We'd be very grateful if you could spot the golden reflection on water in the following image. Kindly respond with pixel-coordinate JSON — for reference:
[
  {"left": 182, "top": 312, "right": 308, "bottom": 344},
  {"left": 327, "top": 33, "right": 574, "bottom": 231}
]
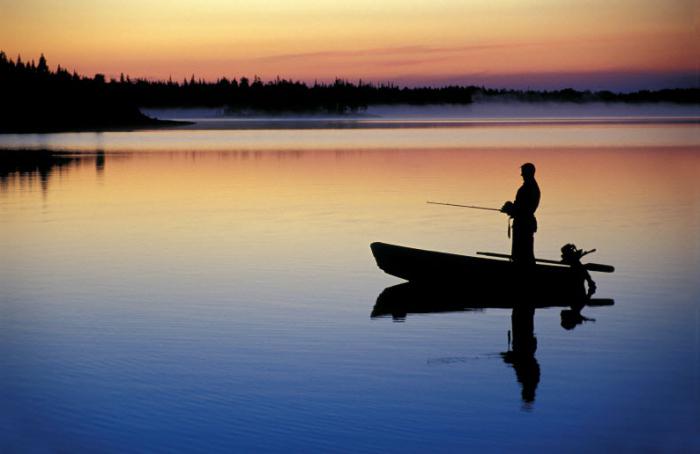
[{"left": 2, "top": 146, "right": 698, "bottom": 274}]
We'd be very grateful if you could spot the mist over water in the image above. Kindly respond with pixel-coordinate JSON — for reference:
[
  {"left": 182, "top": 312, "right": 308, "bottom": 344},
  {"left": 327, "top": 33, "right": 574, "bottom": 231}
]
[
  {"left": 142, "top": 101, "right": 700, "bottom": 121},
  {"left": 1, "top": 112, "right": 699, "bottom": 452},
  {"left": 366, "top": 101, "right": 700, "bottom": 119}
]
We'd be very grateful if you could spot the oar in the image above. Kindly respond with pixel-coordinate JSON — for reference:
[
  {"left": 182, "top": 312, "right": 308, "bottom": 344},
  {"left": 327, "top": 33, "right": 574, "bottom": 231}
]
[
  {"left": 427, "top": 201, "right": 502, "bottom": 212},
  {"left": 476, "top": 252, "right": 615, "bottom": 273}
]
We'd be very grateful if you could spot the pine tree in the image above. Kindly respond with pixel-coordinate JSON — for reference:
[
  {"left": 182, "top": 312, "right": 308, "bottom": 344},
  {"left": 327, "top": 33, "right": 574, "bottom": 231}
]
[{"left": 37, "top": 53, "right": 48, "bottom": 73}]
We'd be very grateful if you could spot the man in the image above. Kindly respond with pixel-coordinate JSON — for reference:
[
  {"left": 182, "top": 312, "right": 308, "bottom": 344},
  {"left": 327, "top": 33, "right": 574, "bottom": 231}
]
[{"left": 501, "top": 163, "right": 540, "bottom": 265}]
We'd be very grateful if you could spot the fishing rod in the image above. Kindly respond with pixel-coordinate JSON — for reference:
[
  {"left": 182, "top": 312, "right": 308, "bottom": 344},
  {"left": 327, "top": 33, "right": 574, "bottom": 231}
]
[
  {"left": 426, "top": 201, "right": 502, "bottom": 212},
  {"left": 428, "top": 200, "right": 510, "bottom": 237}
]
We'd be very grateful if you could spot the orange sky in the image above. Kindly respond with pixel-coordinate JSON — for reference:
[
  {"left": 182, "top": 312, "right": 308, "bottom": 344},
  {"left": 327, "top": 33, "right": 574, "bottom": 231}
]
[{"left": 1, "top": 0, "right": 698, "bottom": 89}]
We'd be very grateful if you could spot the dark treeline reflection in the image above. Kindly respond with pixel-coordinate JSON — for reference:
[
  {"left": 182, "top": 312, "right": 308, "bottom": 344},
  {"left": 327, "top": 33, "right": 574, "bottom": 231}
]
[
  {"left": 372, "top": 283, "right": 614, "bottom": 406},
  {"left": 0, "top": 149, "right": 104, "bottom": 193},
  {"left": 0, "top": 149, "right": 324, "bottom": 194}
]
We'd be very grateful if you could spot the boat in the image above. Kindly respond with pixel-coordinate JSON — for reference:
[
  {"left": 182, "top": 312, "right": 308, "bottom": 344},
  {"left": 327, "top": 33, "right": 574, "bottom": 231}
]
[{"left": 370, "top": 242, "right": 614, "bottom": 301}]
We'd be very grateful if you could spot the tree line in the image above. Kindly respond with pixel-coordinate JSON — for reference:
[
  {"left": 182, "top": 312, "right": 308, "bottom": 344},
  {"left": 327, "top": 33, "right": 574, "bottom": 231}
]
[
  {"left": 0, "top": 52, "right": 163, "bottom": 132},
  {"left": 1, "top": 51, "right": 697, "bottom": 132}
]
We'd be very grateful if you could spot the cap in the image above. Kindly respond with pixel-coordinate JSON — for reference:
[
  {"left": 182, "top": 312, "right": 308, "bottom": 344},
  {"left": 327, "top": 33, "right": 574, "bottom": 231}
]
[{"left": 521, "top": 162, "right": 536, "bottom": 175}]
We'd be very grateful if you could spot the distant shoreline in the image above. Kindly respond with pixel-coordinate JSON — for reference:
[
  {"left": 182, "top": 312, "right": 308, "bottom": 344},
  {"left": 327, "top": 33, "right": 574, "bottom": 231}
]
[
  {"left": 3, "top": 106, "right": 699, "bottom": 134},
  {"left": 165, "top": 117, "right": 700, "bottom": 132},
  {"left": 0, "top": 118, "right": 192, "bottom": 134},
  {"left": 2, "top": 51, "right": 698, "bottom": 134}
]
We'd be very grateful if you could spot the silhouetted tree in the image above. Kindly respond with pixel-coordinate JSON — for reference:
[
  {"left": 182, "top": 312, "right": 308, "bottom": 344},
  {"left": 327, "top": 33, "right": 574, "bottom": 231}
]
[{"left": 37, "top": 53, "right": 48, "bottom": 73}]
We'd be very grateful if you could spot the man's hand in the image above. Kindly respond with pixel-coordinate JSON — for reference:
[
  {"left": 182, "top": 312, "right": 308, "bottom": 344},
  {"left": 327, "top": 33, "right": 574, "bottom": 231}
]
[{"left": 501, "top": 201, "right": 514, "bottom": 215}]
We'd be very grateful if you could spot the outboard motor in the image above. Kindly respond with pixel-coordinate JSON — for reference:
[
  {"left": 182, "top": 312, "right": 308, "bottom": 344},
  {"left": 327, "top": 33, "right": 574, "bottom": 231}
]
[
  {"left": 559, "top": 243, "right": 598, "bottom": 328},
  {"left": 560, "top": 243, "right": 597, "bottom": 296},
  {"left": 560, "top": 243, "right": 586, "bottom": 265}
]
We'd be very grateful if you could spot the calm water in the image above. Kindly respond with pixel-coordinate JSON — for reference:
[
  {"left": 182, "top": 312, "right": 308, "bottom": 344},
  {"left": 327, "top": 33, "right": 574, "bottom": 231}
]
[{"left": 1, "top": 111, "right": 699, "bottom": 452}]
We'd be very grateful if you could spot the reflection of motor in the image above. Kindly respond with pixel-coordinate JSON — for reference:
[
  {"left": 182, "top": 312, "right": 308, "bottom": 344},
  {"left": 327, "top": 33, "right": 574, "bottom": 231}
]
[
  {"left": 560, "top": 243, "right": 597, "bottom": 296},
  {"left": 561, "top": 309, "right": 596, "bottom": 330}
]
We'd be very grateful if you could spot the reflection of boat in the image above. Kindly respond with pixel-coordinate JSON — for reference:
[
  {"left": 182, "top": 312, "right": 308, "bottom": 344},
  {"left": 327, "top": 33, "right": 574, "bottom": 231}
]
[
  {"left": 371, "top": 281, "right": 615, "bottom": 406},
  {"left": 370, "top": 242, "right": 613, "bottom": 301},
  {"left": 371, "top": 283, "right": 614, "bottom": 320}
]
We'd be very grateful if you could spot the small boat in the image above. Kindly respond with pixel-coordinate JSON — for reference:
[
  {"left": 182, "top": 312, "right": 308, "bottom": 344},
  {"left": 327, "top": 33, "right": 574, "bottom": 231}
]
[{"left": 370, "top": 242, "right": 613, "bottom": 301}]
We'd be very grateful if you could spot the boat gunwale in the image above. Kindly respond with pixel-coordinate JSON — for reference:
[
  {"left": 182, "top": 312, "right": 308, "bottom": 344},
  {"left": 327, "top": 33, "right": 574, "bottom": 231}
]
[{"left": 370, "top": 241, "right": 575, "bottom": 272}]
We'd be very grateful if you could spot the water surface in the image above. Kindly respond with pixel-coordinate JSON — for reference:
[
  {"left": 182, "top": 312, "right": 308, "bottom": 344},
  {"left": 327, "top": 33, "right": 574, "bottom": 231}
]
[{"left": 1, "top": 114, "right": 699, "bottom": 452}]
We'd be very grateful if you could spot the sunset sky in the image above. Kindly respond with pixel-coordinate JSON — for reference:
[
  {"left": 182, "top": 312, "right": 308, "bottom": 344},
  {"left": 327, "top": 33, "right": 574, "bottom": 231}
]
[{"left": 1, "top": 0, "right": 698, "bottom": 90}]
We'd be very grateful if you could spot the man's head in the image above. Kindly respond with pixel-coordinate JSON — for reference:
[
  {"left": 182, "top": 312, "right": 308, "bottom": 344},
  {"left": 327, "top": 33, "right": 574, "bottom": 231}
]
[{"left": 521, "top": 163, "right": 536, "bottom": 179}]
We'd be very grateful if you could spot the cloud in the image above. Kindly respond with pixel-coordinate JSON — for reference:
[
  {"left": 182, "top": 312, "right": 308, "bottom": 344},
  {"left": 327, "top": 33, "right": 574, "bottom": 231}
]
[{"left": 253, "top": 42, "right": 542, "bottom": 64}]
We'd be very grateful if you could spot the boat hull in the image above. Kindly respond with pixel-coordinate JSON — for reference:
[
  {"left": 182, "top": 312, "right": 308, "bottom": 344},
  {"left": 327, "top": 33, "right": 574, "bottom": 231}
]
[{"left": 370, "top": 242, "right": 587, "bottom": 300}]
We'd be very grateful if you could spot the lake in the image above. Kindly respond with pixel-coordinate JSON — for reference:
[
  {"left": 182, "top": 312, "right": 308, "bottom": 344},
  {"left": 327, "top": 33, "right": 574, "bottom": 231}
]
[{"left": 1, "top": 104, "right": 699, "bottom": 452}]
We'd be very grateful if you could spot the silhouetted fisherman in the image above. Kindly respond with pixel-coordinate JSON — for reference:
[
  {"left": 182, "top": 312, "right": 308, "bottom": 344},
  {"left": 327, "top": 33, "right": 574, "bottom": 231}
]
[{"left": 501, "top": 163, "right": 540, "bottom": 265}]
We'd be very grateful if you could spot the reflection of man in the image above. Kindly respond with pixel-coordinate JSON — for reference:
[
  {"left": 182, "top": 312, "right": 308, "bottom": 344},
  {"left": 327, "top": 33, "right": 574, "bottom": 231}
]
[
  {"left": 502, "top": 303, "right": 540, "bottom": 405},
  {"left": 501, "top": 163, "right": 540, "bottom": 265}
]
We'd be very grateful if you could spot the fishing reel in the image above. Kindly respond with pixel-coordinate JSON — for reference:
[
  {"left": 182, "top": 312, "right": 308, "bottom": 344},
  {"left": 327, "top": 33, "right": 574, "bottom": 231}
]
[
  {"left": 560, "top": 243, "right": 596, "bottom": 265},
  {"left": 500, "top": 201, "right": 514, "bottom": 216}
]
